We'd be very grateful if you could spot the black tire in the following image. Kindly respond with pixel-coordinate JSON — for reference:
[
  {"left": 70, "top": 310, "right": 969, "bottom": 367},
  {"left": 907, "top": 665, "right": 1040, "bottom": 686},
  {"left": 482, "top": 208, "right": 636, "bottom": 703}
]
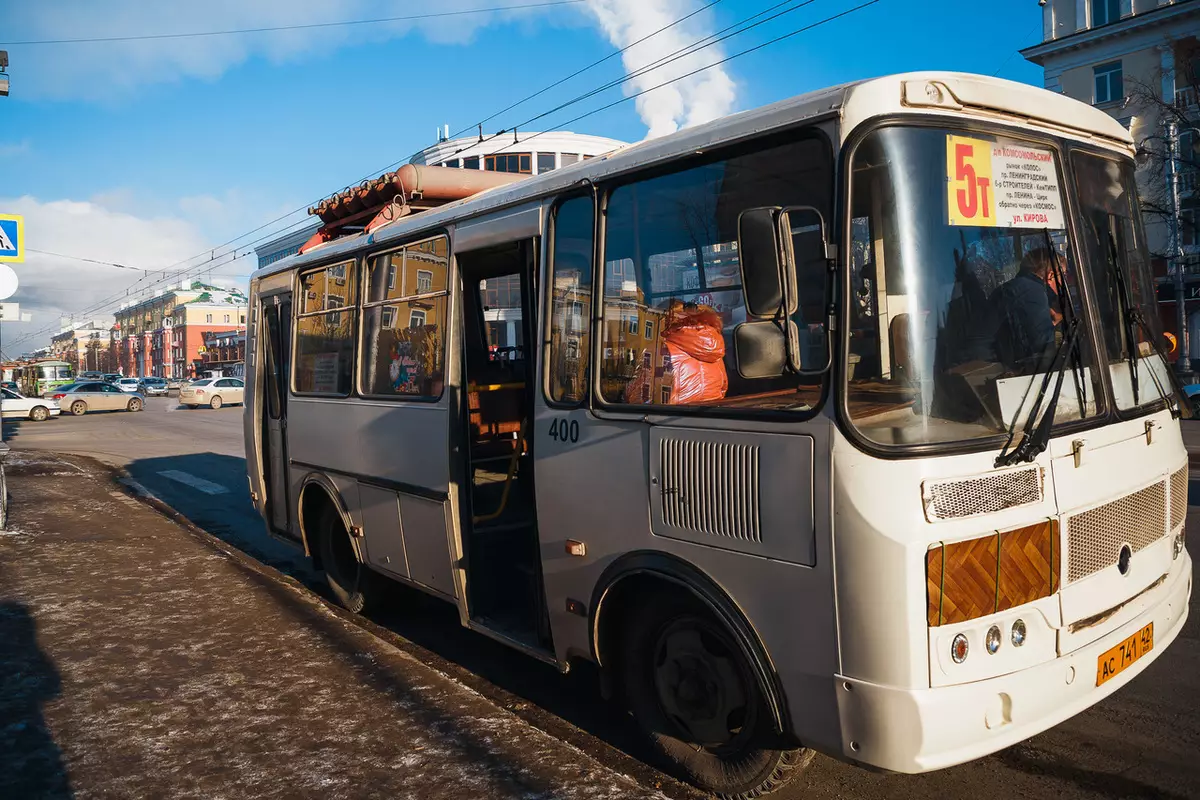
[
  {"left": 210, "top": 395, "right": 223, "bottom": 410},
  {"left": 127, "top": 397, "right": 143, "bottom": 412},
  {"left": 620, "top": 592, "right": 811, "bottom": 799},
  {"left": 29, "top": 406, "right": 49, "bottom": 422},
  {"left": 317, "top": 502, "right": 380, "bottom": 615},
  {"left": 70, "top": 400, "right": 87, "bottom": 416}
]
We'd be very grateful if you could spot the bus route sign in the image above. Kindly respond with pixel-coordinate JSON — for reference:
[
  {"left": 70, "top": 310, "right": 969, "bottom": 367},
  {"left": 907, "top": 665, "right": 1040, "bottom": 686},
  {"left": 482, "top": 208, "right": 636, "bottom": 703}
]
[
  {"left": 946, "top": 136, "right": 1065, "bottom": 230},
  {"left": 0, "top": 214, "right": 24, "bottom": 263}
]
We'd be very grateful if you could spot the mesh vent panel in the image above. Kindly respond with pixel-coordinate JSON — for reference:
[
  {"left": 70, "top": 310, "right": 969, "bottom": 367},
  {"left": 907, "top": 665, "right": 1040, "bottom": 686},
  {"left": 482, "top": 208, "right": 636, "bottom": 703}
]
[
  {"left": 1171, "top": 465, "right": 1188, "bottom": 532},
  {"left": 923, "top": 467, "right": 1042, "bottom": 521},
  {"left": 1067, "top": 482, "right": 1166, "bottom": 583}
]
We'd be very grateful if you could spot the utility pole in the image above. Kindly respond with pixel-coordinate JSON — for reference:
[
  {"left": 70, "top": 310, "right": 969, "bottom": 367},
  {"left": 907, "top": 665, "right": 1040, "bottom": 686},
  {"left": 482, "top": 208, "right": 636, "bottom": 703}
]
[{"left": 1166, "top": 121, "right": 1194, "bottom": 380}]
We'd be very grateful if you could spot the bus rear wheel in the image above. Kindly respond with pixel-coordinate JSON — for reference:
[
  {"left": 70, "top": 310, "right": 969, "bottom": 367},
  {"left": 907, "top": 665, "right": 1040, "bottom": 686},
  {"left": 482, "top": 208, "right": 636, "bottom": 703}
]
[
  {"left": 317, "top": 502, "right": 380, "bottom": 615},
  {"left": 620, "top": 592, "right": 810, "bottom": 799}
]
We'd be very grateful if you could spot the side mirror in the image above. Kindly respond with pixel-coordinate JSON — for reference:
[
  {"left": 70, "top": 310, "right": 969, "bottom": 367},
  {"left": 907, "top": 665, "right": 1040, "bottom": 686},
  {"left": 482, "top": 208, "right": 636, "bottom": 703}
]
[
  {"left": 737, "top": 207, "right": 794, "bottom": 318},
  {"left": 733, "top": 320, "right": 799, "bottom": 379}
]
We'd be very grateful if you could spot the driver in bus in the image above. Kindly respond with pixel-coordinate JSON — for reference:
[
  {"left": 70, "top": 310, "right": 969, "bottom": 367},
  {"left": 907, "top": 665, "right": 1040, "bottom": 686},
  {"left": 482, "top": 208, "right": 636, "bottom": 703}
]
[{"left": 992, "top": 246, "right": 1062, "bottom": 374}]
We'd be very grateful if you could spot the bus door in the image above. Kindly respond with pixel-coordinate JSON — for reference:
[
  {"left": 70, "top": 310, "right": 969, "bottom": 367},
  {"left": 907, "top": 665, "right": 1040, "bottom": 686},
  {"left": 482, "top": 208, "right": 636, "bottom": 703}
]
[
  {"left": 454, "top": 227, "right": 551, "bottom": 655},
  {"left": 259, "top": 293, "right": 294, "bottom": 538}
]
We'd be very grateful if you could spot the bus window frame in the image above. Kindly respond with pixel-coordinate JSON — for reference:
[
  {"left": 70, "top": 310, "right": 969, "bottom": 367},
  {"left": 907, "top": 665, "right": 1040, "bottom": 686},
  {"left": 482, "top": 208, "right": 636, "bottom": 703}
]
[
  {"left": 291, "top": 257, "right": 359, "bottom": 399},
  {"left": 833, "top": 114, "right": 1120, "bottom": 461},
  {"left": 542, "top": 190, "right": 597, "bottom": 410},
  {"left": 588, "top": 125, "right": 836, "bottom": 423},
  {"left": 356, "top": 231, "right": 452, "bottom": 403}
]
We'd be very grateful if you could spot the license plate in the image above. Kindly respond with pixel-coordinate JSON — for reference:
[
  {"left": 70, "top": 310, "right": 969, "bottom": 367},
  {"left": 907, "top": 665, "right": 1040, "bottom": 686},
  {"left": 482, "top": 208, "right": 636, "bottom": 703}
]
[{"left": 1096, "top": 622, "right": 1153, "bottom": 687}]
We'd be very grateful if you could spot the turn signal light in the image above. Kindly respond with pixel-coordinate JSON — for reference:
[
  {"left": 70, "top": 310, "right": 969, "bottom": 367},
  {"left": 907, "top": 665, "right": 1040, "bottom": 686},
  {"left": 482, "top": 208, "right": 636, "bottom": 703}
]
[
  {"left": 927, "top": 520, "right": 1060, "bottom": 626},
  {"left": 951, "top": 633, "right": 969, "bottom": 663}
]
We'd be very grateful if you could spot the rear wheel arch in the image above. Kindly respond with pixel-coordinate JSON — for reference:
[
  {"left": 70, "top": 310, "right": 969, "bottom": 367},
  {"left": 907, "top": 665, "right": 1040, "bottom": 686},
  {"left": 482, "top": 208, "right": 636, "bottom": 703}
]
[
  {"left": 590, "top": 551, "right": 790, "bottom": 737},
  {"left": 297, "top": 474, "right": 353, "bottom": 571}
]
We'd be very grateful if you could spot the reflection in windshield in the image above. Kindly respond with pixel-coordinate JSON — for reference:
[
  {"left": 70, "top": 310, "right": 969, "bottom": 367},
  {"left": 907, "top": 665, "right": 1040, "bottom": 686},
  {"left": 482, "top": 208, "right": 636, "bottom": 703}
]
[
  {"left": 1073, "top": 151, "right": 1174, "bottom": 411},
  {"left": 846, "top": 126, "right": 1102, "bottom": 447}
]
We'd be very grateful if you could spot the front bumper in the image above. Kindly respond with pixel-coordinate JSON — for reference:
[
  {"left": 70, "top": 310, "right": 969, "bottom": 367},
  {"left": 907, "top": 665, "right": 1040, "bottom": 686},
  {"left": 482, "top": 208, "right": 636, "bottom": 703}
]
[{"left": 833, "top": 551, "right": 1191, "bottom": 773}]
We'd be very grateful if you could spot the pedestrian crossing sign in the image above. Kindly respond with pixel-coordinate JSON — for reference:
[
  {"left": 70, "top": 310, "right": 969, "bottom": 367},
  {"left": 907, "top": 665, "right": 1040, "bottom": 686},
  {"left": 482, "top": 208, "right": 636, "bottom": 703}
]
[{"left": 0, "top": 214, "right": 23, "bottom": 263}]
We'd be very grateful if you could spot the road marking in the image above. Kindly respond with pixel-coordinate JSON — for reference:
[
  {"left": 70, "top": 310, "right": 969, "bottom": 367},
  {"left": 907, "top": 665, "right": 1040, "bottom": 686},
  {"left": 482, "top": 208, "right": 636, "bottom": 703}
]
[{"left": 157, "top": 470, "right": 229, "bottom": 495}]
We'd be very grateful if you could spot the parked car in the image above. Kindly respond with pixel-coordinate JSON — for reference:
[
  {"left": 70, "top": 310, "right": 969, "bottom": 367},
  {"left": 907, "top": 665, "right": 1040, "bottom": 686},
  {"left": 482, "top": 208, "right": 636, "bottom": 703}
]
[
  {"left": 78, "top": 371, "right": 105, "bottom": 381},
  {"left": 1183, "top": 383, "right": 1200, "bottom": 415},
  {"left": 1, "top": 388, "right": 60, "bottom": 421},
  {"left": 138, "top": 377, "right": 169, "bottom": 396},
  {"left": 103, "top": 373, "right": 122, "bottom": 384},
  {"left": 0, "top": 381, "right": 18, "bottom": 392},
  {"left": 115, "top": 377, "right": 142, "bottom": 393},
  {"left": 179, "top": 377, "right": 244, "bottom": 409},
  {"left": 52, "top": 382, "right": 144, "bottom": 415}
]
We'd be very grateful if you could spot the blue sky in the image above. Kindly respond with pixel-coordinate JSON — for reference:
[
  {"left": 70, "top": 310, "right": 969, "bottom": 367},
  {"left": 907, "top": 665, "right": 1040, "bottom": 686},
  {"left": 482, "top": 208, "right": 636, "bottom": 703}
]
[{"left": 0, "top": 0, "right": 1045, "bottom": 350}]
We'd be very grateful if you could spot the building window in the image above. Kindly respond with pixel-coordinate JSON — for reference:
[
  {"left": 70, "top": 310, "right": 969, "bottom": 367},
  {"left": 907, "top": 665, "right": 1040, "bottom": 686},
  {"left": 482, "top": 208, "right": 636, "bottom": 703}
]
[
  {"left": 464, "top": 156, "right": 480, "bottom": 170},
  {"left": 1091, "top": 0, "right": 1120, "bottom": 27},
  {"left": 537, "top": 152, "right": 556, "bottom": 173},
  {"left": 224, "top": 314, "right": 230, "bottom": 323},
  {"left": 360, "top": 236, "right": 449, "bottom": 398},
  {"left": 627, "top": 315, "right": 639, "bottom": 334},
  {"left": 547, "top": 196, "right": 594, "bottom": 404},
  {"left": 1182, "top": 203, "right": 1200, "bottom": 248},
  {"left": 484, "top": 153, "right": 532, "bottom": 174},
  {"left": 1094, "top": 61, "right": 1123, "bottom": 105},
  {"left": 645, "top": 320, "right": 654, "bottom": 339},
  {"left": 560, "top": 153, "right": 580, "bottom": 166},
  {"left": 444, "top": 158, "right": 460, "bottom": 168},
  {"left": 387, "top": 263, "right": 397, "bottom": 290},
  {"left": 240, "top": 315, "right": 245, "bottom": 324},
  {"left": 416, "top": 269, "right": 433, "bottom": 294},
  {"left": 205, "top": 314, "right": 213, "bottom": 323}
]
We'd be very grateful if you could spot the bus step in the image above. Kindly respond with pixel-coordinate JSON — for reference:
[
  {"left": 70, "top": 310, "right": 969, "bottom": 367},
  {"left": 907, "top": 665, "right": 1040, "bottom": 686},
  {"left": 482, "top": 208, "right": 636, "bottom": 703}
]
[{"left": 473, "top": 519, "right": 534, "bottom": 535}]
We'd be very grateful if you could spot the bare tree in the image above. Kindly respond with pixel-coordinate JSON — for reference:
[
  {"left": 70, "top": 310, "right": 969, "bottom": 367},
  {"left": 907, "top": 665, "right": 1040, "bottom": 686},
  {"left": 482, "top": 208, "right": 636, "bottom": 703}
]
[{"left": 1125, "top": 40, "right": 1200, "bottom": 262}]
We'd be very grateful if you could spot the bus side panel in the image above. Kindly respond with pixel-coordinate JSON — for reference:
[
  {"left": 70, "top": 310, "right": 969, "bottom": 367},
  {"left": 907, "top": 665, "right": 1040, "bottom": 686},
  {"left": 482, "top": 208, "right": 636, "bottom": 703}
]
[{"left": 534, "top": 408, "right": 843, "bottom": 755}]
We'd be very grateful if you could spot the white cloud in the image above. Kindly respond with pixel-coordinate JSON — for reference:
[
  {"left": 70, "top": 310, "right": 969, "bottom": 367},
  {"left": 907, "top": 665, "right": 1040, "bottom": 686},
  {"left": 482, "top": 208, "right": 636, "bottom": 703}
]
[
  {"left": 583, "top": 0, "right": 737, "bottom": 138},
  {"left": 4, "top": 0, "right": 585, "bottom": 100},
  {"left": 0, "top": 141, "right": 32, "bottom": 158},
  {"left": 0, "top": 194, "right": 260, "bottom": 353}
]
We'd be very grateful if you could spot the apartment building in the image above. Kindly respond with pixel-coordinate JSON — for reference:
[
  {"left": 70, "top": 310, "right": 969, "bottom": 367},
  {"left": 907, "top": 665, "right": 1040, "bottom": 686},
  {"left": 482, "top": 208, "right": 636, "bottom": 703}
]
[
  {"left": 113, "top": 282, "right": 246, "bottom": 378},
  {"left": 1023, "top": 0, "right": 1200, "bottom": 358},
  {"left": 49, "top": 320, "right": 111, "bottom": 373}
]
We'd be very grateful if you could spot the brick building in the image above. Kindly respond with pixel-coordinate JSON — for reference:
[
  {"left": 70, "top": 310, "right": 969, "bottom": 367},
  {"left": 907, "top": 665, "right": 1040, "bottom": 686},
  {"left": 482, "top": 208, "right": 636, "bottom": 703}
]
[{"left": 113, "top": 282, "right": 246, "bottom": 379}]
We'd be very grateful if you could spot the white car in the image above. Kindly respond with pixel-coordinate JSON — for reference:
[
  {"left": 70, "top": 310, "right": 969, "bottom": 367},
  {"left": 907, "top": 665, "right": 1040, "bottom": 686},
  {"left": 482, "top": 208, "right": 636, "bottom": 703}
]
[
  {"left": 179, "top": 377, "right": 244, "bottom": 409},
  {"left": 115, "top": 377, "right": 142, "bottom": 393},
  {"left": 1, "top": 388, "right": 60, "bottom": 421}
]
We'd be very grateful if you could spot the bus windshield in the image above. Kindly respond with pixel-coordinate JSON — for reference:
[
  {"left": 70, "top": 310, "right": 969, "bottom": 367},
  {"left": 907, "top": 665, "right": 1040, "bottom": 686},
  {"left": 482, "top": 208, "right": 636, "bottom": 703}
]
[{"left": 846, "top": 125, "right": 1103, "bottom": 447}]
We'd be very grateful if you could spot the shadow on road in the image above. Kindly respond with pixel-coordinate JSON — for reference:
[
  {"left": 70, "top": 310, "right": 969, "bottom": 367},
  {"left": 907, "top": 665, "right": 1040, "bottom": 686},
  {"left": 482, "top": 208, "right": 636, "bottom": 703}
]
[{"left": 0, "top": 602, "right": 73, "bottom": 799}]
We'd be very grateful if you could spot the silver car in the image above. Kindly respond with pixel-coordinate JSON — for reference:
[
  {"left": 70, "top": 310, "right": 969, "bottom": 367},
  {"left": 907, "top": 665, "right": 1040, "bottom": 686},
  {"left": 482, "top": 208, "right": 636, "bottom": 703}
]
[
  {"left": 0, "top": 388, "right": 60, "bottom": 421},
  {"left": 179, "top": 377, "right": 244, "bottom": 409},
  {"left": 115, "top": 377, "right": 142, "bottom": 393},
  {"left": 54, "top": 381, "right": 145, "bottom": 415}
]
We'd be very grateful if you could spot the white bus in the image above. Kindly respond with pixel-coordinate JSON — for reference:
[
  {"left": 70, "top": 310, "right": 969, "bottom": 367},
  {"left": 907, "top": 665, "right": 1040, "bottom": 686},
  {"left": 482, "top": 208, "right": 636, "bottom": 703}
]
[{"left": 245, "top": 72, "right": 1192, "bottom": 797}]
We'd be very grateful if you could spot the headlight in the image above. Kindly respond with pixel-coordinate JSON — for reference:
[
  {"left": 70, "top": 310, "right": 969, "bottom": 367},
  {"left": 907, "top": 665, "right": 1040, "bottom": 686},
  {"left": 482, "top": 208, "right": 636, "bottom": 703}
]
[
  {"left": 951, "top": 633, "right": 969, "bottom": 663},
  {"left": 985, "top": 625, "right": 1002, "bottom": 655},
  {"left": 1174, "top": 530, "right": 1186, "bottom": 561},
  {"left": 1011, "top": 618, "right": 1027, "bottom": 647}
]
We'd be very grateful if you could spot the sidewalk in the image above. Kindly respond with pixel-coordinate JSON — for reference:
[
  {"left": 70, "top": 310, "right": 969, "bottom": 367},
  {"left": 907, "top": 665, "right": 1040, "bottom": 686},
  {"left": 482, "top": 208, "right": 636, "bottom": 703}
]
[{"left": 0, "top": 450, "right": 663, "bottom": 800}]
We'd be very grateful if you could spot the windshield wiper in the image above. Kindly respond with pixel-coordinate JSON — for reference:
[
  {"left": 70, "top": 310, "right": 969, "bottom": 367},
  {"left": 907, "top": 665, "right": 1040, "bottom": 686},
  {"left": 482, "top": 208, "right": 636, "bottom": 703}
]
[
  {"left": 1104, "top": 230, "right": 1141, "bottom": 405},
  {"left": 996, "top": 235, "right": 1084, "bottom": 467},
  {"left": 996, "top": 318, "right": 1081, "bottom": 467}
]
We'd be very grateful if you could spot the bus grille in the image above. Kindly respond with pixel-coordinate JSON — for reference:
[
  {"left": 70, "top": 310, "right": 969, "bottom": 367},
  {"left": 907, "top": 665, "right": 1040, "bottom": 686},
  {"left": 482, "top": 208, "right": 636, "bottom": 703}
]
[
  {"left": 1067, "top": 481, "right": 1167, "bottom": 583},
  {"left": 1170, "top": 465, "right": 1188, "bottom": 531},
  {"left": 658, "top": 438, "right": 761, "bottom": 542},
  {"left": 922, "top": 466, "right": 1042, "bottom": 521}
]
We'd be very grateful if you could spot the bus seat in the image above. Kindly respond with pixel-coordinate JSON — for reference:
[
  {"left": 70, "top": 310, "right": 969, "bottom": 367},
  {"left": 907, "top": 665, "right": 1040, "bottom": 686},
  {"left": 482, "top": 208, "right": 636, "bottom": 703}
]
[{"left": 468, "top": 383, "right": 525, "bottom": 459}]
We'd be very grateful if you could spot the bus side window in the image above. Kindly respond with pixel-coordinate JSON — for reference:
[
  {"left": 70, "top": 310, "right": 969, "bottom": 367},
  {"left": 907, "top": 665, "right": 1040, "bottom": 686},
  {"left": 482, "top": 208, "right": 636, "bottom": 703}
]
[
  {"left": 294, "top": 260, "right": 356, "bottom": 395},
  {"left": 546, "top": 195, "right": 595, "bottom": 405}
]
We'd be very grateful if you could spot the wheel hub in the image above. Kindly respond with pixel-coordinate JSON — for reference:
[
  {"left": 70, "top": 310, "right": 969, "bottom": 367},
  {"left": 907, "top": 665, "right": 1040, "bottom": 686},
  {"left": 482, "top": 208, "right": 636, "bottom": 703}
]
[{"left": 653, "top": 621, "right": 749, "bottom": 748}]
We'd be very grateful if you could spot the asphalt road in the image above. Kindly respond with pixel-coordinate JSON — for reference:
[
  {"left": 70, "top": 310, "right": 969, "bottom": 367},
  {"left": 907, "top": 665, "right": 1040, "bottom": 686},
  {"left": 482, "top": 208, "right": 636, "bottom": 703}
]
[{"left": 5, "top": 399, "right": 1199, "bottom": 799}]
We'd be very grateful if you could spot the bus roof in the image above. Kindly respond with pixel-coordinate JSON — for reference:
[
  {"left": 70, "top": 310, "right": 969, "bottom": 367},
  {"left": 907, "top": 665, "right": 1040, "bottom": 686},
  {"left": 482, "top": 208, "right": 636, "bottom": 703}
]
[{"left": 252, "top": 71, "right": 1131, "bottom": 283}]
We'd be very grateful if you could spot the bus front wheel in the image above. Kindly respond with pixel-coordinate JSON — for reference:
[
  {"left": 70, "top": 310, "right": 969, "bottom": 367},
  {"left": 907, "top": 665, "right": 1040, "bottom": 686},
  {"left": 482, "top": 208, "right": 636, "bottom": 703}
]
[
  {"left": 316, "top": 502, "right": 380, "bottom": 615},
  {"left": 620, "top": 591, "right": 810, "bottom": 799}
]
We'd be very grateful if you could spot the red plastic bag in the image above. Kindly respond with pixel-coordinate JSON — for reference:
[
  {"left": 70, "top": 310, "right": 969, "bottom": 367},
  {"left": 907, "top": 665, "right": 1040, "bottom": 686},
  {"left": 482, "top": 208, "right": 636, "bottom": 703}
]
[{"left": 661, "top": 302, "right": 728, "bottom": 404}]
